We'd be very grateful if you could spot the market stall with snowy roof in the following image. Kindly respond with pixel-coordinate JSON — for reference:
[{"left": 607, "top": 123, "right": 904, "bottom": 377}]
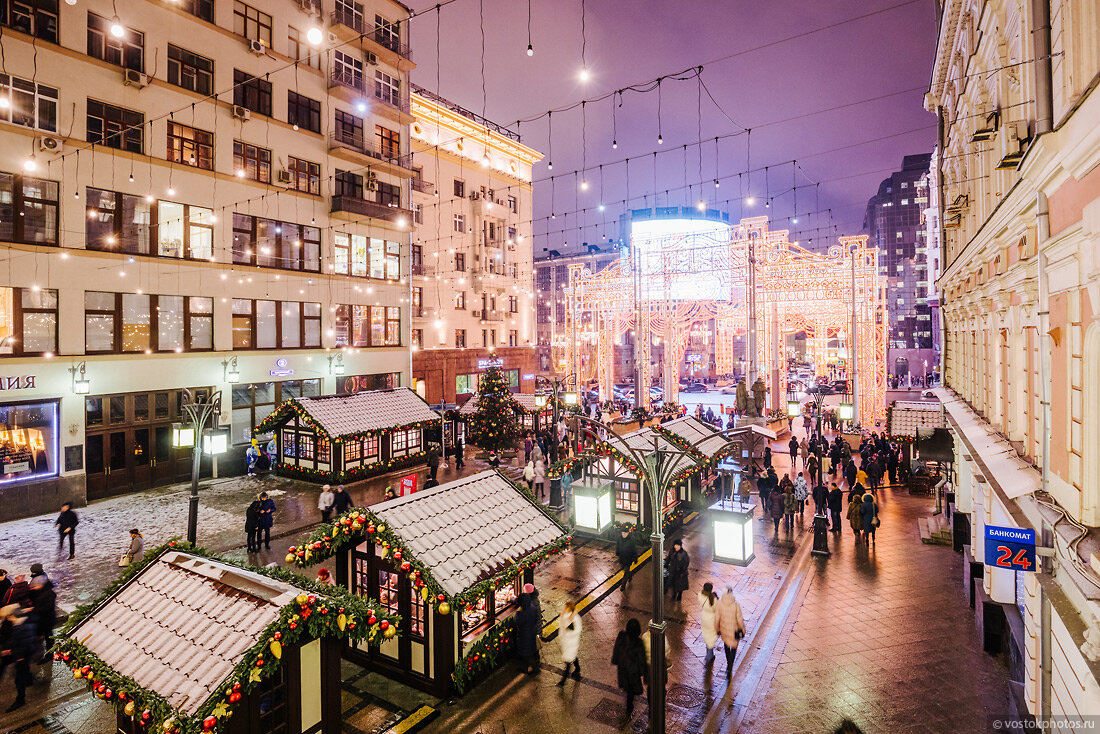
[
  {"left": 257, "top": 387, "right": 440, "bottom": 482},
  {"left": 457, "top": 391, "right": 552, "bottom": 433},
  {"left": 303, "top": 470, "right": 567, "bottom": 696},
  {"left": 58, "top": 546, "right": 399, "bottom": 734}
]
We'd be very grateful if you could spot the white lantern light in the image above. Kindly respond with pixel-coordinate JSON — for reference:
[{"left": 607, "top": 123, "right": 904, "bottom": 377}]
[
  {"left": 787, "top": 400, "right": 800, "bottom": 417},
  {"left": 710, "top": 498, "right": 755, "bottom": 565},
  {"left": 534, "top": 394, "right": 549, "bottom": 409},
  {"left": 171, "top": 423, "right": 195, "bottom": 448},
  {"left": 202, "top": 427, "right": 230, "bottom": 456},
  {"left": 838, "top": 403, "right": 855, "bottom": 421},
  {"left": 571, "top": 479, "right": 613, "bottom": 535},
  {"left": 562, "top": 391, "right": 579, "bottom": 406}
]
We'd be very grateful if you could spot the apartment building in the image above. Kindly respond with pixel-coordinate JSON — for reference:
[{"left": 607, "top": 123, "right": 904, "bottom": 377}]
[
  {"left": 927, "top": 0, "right": 1100, "bottom": 722},
  {"left": 0, "top": 0, "right": 416, "bottom": 517},
  {"left": 408, "top": 85, "right": 541, "bottom": 405}
]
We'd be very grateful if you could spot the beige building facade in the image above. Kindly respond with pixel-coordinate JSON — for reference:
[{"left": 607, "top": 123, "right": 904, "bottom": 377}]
[
  {"left": 0, "top": 0, "right": 416, "bottom": 516},
  {"left": 927, "top": 0, "right": 1100, "bottom": 723}
]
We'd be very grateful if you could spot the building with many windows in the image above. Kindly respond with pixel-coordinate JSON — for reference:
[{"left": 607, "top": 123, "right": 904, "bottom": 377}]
[
  {"left": 0, "top": 0, "right": 416, "bottom": 517},
  {"left": 927, "top": 0, "right": 1100, "bottom": 722},
  {"left": 863, "top": 152, "right": 940, "bottom": 383},
  {"left": 408, "top": 86, "right": 541, "bottom": 405}
]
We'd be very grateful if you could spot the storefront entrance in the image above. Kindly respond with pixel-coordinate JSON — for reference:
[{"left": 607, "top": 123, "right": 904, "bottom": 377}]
[{"left": 84, "top": 388, "right": 210, "bottom": 499}]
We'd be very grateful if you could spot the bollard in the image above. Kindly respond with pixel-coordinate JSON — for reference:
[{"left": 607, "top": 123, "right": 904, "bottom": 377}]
[{"left": 811, "top": 512, "right": 832, "bottom": 556}]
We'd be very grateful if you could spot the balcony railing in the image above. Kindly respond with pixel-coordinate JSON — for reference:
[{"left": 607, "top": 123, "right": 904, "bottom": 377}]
[
  {"left": 411, "top": 179, "right": 435, "bottom": 194},
  {"left": 330, "top": 9, "right": 413, "bottom": 60},
  {"left": 331, "top": 196, "right": 412, "bottom": 222},
  {"left": 329, "top": 132, "right": 413, "bottom": 169},
  {"left": 330, "top": 67, "right": 366, "bottom": 94}
]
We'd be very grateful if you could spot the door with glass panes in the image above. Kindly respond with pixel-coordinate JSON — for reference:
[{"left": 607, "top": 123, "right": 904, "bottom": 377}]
[{"left": 352, "top": 542, "right": 430, "bottom": 679}]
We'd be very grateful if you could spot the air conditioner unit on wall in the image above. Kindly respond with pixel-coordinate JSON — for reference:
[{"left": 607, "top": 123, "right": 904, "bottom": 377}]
[
  {"left": 277, "top": 170, "right": 292, "bottom": 183},
  {"left": 997, "top": 121, "right": 1029, "bottom": 169},
  {"left": 38, "top": 136, "right": 62, "bottom": 152},
  {"left": 123, "top": 69, "right": 149, "bottom": 88},
  {"left": 232, "top": 105, "right": 251, "bottom": 121},
  {"left": 247, "top": 39, "right": 267, "bottom": 55},
  {"left": 366, "top": 52, "right": 378, "bottom": 65}
]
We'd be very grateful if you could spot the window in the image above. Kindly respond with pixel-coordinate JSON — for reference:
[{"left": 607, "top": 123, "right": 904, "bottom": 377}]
[
  {"left": 178, "top": 0, "right": 213, "bottom": 22},
  {"left": 84, "top": 292, "right": 213, "bottom": 353},
  {"left": 333, "top": 50, "right": 363, "bottom": 91},
  {"left": 0, "top": 0, "right": 58, "bottom": 43},
  {"left": 168, "top": 122, "right": 214, "bottom": 170},
  {"left": 0, "top": 172, "right": 59, "bottom": 245},
  {"left": 456, "top": 373, "right": 478, "bottom": 394},
  {"left": 456, "top": 253, "right": 466, "bottom": 271},
  {"left": 455, "top": 291, "right": 466, "bottom": 310},
  {"left": 333, "top": 305, "right": 401, "bottom": 347},
  {"left": 0, "top": 287, "right": 57, "bottom": 356},
  {"left": 233, "top": 140, "right": 272, "bottom": 183},
  {"left": 287, "top": 27, "right": 320, "bottom": 69},
  {"left": 167, "top": 45, "right": 213, "bottom": 95},
  {"left": 233, "top": 214, "right": 321, "bottom": 272},
  {"left": 233, "top": 0, "right": 271, "bottom": 45},
  {"left": 390, "top": 427, "right": 420, "bottom": 458},
  {"left": 507, "top": 226, "right": 517, "bottom": 242},
  {"left": 455, "top": 329, "right": 466, "bottom": 348},
  {"left": 87, "top": 99, "right": 143, "bottom": 152},
  {"left": 507, "top": 195, "right": 517, "bottom": 213},
  {"left": 374, "top": 70, "right": 400, "bottom": 107},
  {"left": 0, "top": 74, "right": 57, "bottom": 132},
  {"left": 334, "top": 110, "right": 364, "bottom": 146},
  {"left": 375, "top": 125, "right": 400, "bottom": 160},
  {"left": 412, "top": 203, "right": 423, "bottom": 225},
  {"left": 508, "top": 330, "right": 518, "bottom": 347},
  {"left": 287, "top": 157, "right": 320, "bottom": 195},
  {"left": 453, "top": 179, "right": 465, "bottom": 198},
  {"left": 412, "top": 329, "right": 422, "bottom": 348},
  {"left": 376, "top": 182, "right": 400, "bottom": 208},
  {"left": 87, "top": 12, "right": 143, "bottom": 71},
  {"left": 412, "top": 287, "right": 423, "bottom": 317},
  {"left": 231, "top": 299, "right": 321, "bottom": 349},
  {"left": 411, "top": 244, "right": 422, "bottom": 276},
  {"left": 453, "top": 214, "right": 466, "bottom": 233},
  {"left": 508, "top": 296, "right": 518, "bottom": 313},
  {"left": 287, "top": 91, "right": 321, "bottom": 134},
  {"left": 616, "top": 480, "right": 639, "bottom": 513},
  {"left": 85, "top": 189, "right": 213, "bottom": 260},
  {"left": 374, "top": 14, "right": 400, "bottom": 51},
  {"left": 233, "top": 69, "right": 272, "bottom": 116},
  {"left": 334, "top": 169, "right": 363, "bottom": 199}
]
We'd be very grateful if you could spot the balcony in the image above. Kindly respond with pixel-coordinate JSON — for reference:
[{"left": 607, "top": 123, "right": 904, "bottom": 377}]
[
  {"left": 411, "top": 178, "right": 435, "bottom": 195},
  {"left": 329, "top": 9, "right": 413, "bottom": 61},
  {"left": 328, "top": 69, "right": 411, "bottom": 115},
  {"left": 329, "top": 132, "right": 413, "bottom": 170},
  {"left": 330, "top": 196, "right": 412, "bottom": 224}
]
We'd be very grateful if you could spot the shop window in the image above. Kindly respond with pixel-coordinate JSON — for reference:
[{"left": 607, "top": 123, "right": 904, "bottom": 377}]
[
  {"left": 167, "top": 45, "right": 213, "bottom": 95},
  {"left": 281, "top": 430, "right": 296, "bottom": 457},
  {"left": 232, "top": 379, "right": 319, "bottom": 444},
  {"left": 230, "top": 298, "right": 320, "bottom": 350},
  {"left": 0, "top": 74, "right": 57, "bottom": 132},
  {"left": 616, "top": 480, "right": 639, "bottom": 513},
  {"left": 409, "top": 584, "right": 426, "bottom": 637},
  {"left": 0, "top": 287, "right": 58, "bottom": 356},
  {"left": 334, "top": 305, "right": 401, "bottom": 347},
  {"left": 378, "top": 568, "right": 399, "bottom": 617},
  {"left": 0, "top": 172, "right": 59, "bottom": 246},
  {"left": 461, "top": 594, "right": 488, "bottom": 634},
  {"left": 86, "top": 98, "right": 143, "bottom": 152},
  {"left": 0, "top": 400, "right": 58, "bottom": 483},
  {"left": 87, "top": 12, "right": 143, "bottom": 72},
  {"left": 233, "top": 214, "right": 320, "bottom": 272},
  {"left": 255, "top": 664, "right": 288, "bottom": 734},
  {"left": 345, "top": 440, "right": 362, "bottom": 463},
  {"left": 317, "top": 437, "right": 329, "bottom": 463}
]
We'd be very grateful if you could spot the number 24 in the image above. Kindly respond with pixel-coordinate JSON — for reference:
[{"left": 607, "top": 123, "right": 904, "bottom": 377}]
[{"left": 995, "top": 545, "right": 1031, "bottom": 570}]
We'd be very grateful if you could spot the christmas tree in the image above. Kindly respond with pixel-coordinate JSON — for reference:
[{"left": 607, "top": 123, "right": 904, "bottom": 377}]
[{"left": 467, "top": 365, "right": 522, "bottom": 453}]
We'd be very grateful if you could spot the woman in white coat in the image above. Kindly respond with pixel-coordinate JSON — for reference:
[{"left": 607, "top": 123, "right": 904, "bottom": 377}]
[
  {"left": 699, "top": 582, "right": 719, "bottom": 665},
  {"left": 557, "top": 600, "right": 582, "bottom": 685},
  {"left": 714, "top": 586, "right": 746, "bottom": 680},
  {"left": 533, "top": 458, "right": 547, "bottom": 500}
]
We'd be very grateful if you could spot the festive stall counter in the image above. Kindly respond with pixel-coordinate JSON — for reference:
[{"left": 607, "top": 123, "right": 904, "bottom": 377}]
[
  {"left": 286, "top": 470, "right": 569, "bottom": 696},
  {"left": 584, "top": 426, "right": 705, "bottom": 529},
  {"left": 57, "top": 545, "right": 399, "bottom": 734},
  {"left": 457, "top": 392, "right": 552, "bottom": 434},
  {"left": 256, "top": 387, "right": 440, "bottom": 483}
]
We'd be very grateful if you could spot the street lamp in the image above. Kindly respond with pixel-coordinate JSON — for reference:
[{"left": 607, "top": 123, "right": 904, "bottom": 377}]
[
  {"left": 710, "top": 497, "right": 755, "bottom": 565},
  {"left": 534, "top": 373, "right": 577, "bottom": 462},
  {"left": 172, "top": 388, "right": 223, "bottom": 545},
  {"left": 570, "top": 478, "right": 614, "bottom": 535},
  {"left": 69, "top": 362, "right": 91, "bottom": 395}
]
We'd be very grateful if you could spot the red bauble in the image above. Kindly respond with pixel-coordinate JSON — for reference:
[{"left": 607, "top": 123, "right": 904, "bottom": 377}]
[
  {"left": 367, "top": 615, "right": 377, "bottom": 625},
  {"left": 203, "top": 715, "right": 218, "bottom": 731},
  {"left": 379, "top": 620, "right": 389, "bottom": 631}
]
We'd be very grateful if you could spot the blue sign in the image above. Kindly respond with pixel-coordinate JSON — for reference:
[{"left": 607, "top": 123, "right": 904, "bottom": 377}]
[{"left": 984, "top": 524, "right": 1036, "bottom": 572}]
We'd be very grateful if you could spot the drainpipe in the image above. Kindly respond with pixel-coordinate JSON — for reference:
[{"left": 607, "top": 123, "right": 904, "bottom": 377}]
[
  {"left": 1031, "top": 0, "right": 1054, "bottom": 135},
  {"left": 936, "top": 106, "right": 947, "bottom": 271}
]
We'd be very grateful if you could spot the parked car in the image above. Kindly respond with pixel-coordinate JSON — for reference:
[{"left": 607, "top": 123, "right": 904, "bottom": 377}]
[
  {"left": 681, "top": 383, "right": 709, "bottom": 393},
  {"left": 831, "top": 380, "right": 849, "bottom": 393},
  {"left": 807, "top": 384, "right": 835, "bottom": 395},
  {"left": 719, "top": 384, "right": 739, "bottom": 394}
]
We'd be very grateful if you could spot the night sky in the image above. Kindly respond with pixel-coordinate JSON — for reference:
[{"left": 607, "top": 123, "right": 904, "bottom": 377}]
[{"left": 407, "top": 0, "right": 938, "bottom": 254}]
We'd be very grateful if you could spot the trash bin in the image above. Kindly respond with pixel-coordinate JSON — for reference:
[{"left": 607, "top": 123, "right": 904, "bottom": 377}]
[{"left": 811, "top": 512, "right": 832, "bottom": 557}]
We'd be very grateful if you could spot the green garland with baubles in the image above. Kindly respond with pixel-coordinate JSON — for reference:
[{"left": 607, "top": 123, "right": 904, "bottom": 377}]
[
  {"left": 255, "top": 397, "right": 439, "bottom": 443},
  {"left": 451, "top": 616, "right": 516, "bottom": 695},
  {"left": 274, "top": 450, "right": 427, "bottom": 484},
  {"left": 54, "top": 541, "right": 400, "bottom": 734}
]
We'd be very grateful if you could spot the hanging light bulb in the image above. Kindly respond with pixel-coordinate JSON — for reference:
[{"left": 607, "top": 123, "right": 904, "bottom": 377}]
[
  {"left": 306, "top": 26, "right": 323, "bottom": 45},
  {"left": 765, "top": 199, "right": 770, "bottom": 208},
  {"left": 110, "top": 16, "right": 125, "bottom": 37},
  {"left": 696, "top": 200, "right": 706, "bottom": 211},
  {"left": 714, "top": 179, "right": 720, "bottom": 188},
  {"left": 746, "top": 196, "right": 755, "bottom": 206},
  {"left": 657, "top": 134, "right": 663, "bottom": 144},
  {"left": 548, "top": 160, "right": 553, "bottom": 170},
  {"left": 0, "top": 98, "right": 9, "bottom": 109},
  {"left": 792, "top": 216, "right": 799, "bottom": 224},
  {"left": 598, "top": 203, "right": 605, "bottom": 211},
  {"left": 579, "top": 67, "right": 590, "bottom": 82},
  {"left": 481, "top": 150, "right": 490, "bottom": 167},
  {"left": 128, "top": 172, "right": 135, "bottom": 182},
  {"left": 22, "top": 155, "right": 37, "bottom": 172},
  {"left": 167, "top": 186, "right": 175, "bottom": 196},
  {"left": 580, "top": 179, "right": 589, "bottom": 191},
  {"left": 612, "top": 139, "right": 617, "bottom": 149},
  {"left": 527, "top": 43, "right": 534, "bottom": 56}
]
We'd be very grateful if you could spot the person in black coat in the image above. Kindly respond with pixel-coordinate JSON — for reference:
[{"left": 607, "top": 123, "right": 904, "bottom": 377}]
[
  {"left": 55, "top": 503, "right": 78, "bottom": 559},
  {"left": 3, "top": 607, "right": 36, "bottom": 711},
  {"left": 514, "top": 585, "right": 541, "bottom": 674},
  {"left": 762, "top": 446, "right": 772, "bottom": 469},
  {"left": 256, "top": 492, "right": 276, "bottom": 550},
  {"left": 0, "top": 570, "right": 10, "bottom": 607},
  {"left": 453, "top": 440, "right": 465, "bottom": 470},
  {"left": 827, "top": 483, "right": 844, "bottom": 532},
  {"left": 245, "top": 499, "right": 261, "bottom": 553},
  {"left": 812, "top": 483, "right": 828, "bottom": 515},
  {"left": 615, "top": 528, "right": 638, "bottom": 588},
  {"left": 332, "top": 485, "right": 354, "bottom": 515},
  {"left": 611, "top": 618, "right": 648, "bottom": 716},
  {"left": 30, "top": 577, "right": 56, "bottom": 663},
  {"left": 844, "top": 460, "right": 857, "bottom": 489},
  {"left": 666, "top": 540, "right": 690, "bottom": 601}
]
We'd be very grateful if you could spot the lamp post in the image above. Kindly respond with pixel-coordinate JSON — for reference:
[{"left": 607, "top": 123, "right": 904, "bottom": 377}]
[
  {"left": 173, "top": 388, "right": 225, "bottom": 545},
  {"left": 535, "top": 373, "right": 577, "bottom": 456}
]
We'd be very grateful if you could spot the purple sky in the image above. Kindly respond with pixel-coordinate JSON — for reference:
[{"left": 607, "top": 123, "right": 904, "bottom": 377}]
[{"left": 407, "top": 0, "right": 937, "bottom": 254}]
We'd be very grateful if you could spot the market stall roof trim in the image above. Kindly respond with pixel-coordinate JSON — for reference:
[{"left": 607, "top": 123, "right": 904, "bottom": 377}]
[
  {"left": 67, "top": 551, "right": 302, "bottom": 715},
  {"left": 264, "top": 387, "right": 439, "bottom": 439},
  {"left": 457, "top": 391, "right": 539, "bottom": 415},
  {"left": 371, "top": 470, "right": 564, "bottom": 597},
  {"left": 618, "top": 427, "right": 699, "bottom": 476},
  {"left": 660, "top": 417, "right": 729, "bottom": 458}
]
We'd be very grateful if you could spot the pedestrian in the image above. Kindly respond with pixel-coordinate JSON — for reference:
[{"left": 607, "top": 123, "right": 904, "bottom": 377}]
[
  {"left": 844, "top": 459, "right": 857, "bottom": 489},
  {"left": 524, "top": 434, "right": 533, "bottom": 464},
  {"left": 123, "top": 529, "right": 144, "bottom": 565},
  {"left": 318, "top": 484, "right": 335, "bottom": 523},
  {"left": 488, "top": 449, "right": 500, "bottom": 469},
  {"left": 0, "top": 570, "right": 10, "bottom": 607},
  {"left": 423, "top": 477, "right": 440, "bottom": 489},
  {"left": 788, "top": 435, "right": 799, "bottom": 467},
  {"left": 847, "top": 491, "right": 864, "bottom": 540},
  {"left": 783, "top": 483, "right": 797, "bottom": 531},
  {"left": 758, "top": 469, "right": 771, "bottom": 517},
  {"left": 855, "top": 464, "right": 868, "bottom": 489},
  {"left": 55, "top": 502, "right": 78, "bottom": 559},
  {"left": 245, "top": 497, "right": 261, "bottom": 552},
  {"left": 699, "top": 582, "right": 719, "bottom": 666},
  {"left": 515, "top": 583, "right": 541, "bottom": 674},
  {"left": 812, "top": 481, "right": 828, "bottom": 515},
  {"left": 556, "top": 600, "right": 582, "bottom": 686},
  {"left": 453, "top": 439, "right": 465, "bottom": 470},
  {"left": 861, "top": 492, "right": 880, "bottom": 544},
  {"left": 29, "top": 575, "right": 55, "bottom": 662},
  {"left": 523, "top": 459, "right": 535, "bottom": 489},
  {"left": 821, "top": 452, "right": 831, "bottom": 481},
  {"left": 427, "top": 443, "right": 441, "bottom": 482},
  {"left": 333, "top": 484, "right": 353, "bottom": 514},
  {"left": 738, "top": 476, "right": 754, "bottom": 505},
  {"left": 256, "top": 491, "right": 276, "bottom": 550},
  {"left": 533, "top": 457, "right": 546, "bottom": 500},
  {"left": 793, "top": 472, "right": 809, "bottom": 519},
  {"left": 666, "top": 540, "right": 690, "bottom": 601},
  {"left": 611, "top": 618, "right": 648, "bottom": 716},
  {"left": 383, "top": 486, "right": 397, "bottom": 501},
  {"left": 616, "top": 527, "right": 638, "bottom": 588},
  {"left": 714, "top": 587, "right": 746, "bottom": 680},
  {"left": 828, "top": 483, "right": 844, "bottom": 533},
  {"left": 800, "top": 437, "right": 809, "bottom": 468},
  {"left": 315, "top": 568, "right": 333, "bottom": 585},
  {"left": 769, "top": 483, "right": 786, "bottom": 533},
  {"left": 2, "top": 604, "right": 36, "bottom": 711},
  {"left": 763, "top": 446, "right": 772, "bottom": 469}
]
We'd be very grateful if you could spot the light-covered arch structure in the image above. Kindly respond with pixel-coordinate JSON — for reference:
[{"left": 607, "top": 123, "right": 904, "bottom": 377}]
[{"left": 558, "top": 214, "right": 887, "bottom": 426}]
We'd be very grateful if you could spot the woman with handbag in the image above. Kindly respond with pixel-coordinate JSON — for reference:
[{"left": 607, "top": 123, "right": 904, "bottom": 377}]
[
  {"left": 714, "top": 586, "right": 746, "bottom": 680},
  {"left": 860, "top": 492, "right": 880, "bottom": 544},
  {"left": 120, "top": 529, "right": 143, "bottom": 566}
]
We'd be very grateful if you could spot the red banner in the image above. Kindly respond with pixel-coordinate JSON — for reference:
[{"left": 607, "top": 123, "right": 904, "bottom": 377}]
[{"left": 399, "top": 473, "right": 418, "bottom": 496}]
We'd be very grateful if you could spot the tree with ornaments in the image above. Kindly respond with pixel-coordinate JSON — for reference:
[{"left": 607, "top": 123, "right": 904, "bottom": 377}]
[{"left": 466, "top": 365, "right": 522, "bottom": 453}]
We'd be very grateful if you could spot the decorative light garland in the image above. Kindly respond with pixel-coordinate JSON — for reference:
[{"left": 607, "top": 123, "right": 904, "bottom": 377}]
[{"left": 451, "top": 617, "right": 515, "bottom": 694}]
